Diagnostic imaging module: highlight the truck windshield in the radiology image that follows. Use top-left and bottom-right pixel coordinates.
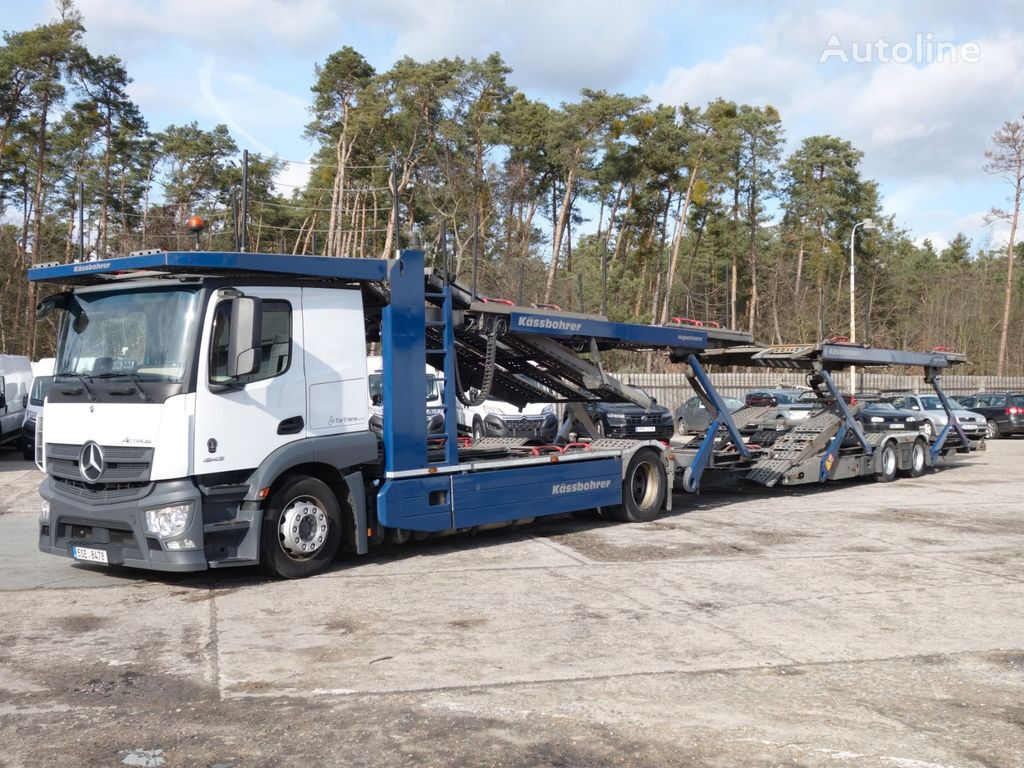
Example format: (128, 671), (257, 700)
(55, 287), (201, 384)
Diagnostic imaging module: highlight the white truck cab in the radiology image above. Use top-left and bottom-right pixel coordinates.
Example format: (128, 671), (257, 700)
(36, 277), (375, 576)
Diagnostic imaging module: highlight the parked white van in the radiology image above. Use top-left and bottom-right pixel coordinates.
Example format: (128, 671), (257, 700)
(0, 355), (33, 451)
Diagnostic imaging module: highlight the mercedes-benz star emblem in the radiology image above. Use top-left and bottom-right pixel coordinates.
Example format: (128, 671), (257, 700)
(79, 442), (104, 483)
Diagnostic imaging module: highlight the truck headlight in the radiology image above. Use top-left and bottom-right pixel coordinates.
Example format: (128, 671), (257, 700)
(144, 504), (191, 537)
(39, 498), (50, 523)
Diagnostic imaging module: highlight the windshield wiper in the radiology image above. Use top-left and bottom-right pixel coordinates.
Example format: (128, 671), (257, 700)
(56, 370), (96, 402)
(92, 371), (154, 403)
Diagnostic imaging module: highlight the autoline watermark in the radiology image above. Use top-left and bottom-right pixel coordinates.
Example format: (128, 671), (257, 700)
(820, 34), (980, 64)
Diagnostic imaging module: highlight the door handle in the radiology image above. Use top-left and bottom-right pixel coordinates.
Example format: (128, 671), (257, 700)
(277, 416), (304, 435)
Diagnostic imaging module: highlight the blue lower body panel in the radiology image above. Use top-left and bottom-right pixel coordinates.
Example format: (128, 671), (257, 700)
(377, 475), (453, 532)
(377, 458), (624, 532)
(452, 458), (622, 528)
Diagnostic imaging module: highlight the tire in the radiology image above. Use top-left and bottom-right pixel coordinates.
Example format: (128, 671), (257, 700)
(677, 418), (688, 437)
(901, 438), (927, 478)
(595, 419), (606, 439)
(921, 420), (935, 440)
(259, 475), (342, 579)
(386, 527), (411, 545)
(874, 442), (899, 483)
(472, 418), (484, 441)
(610, 448), (667, 523)
(986, 419), (1001, 440)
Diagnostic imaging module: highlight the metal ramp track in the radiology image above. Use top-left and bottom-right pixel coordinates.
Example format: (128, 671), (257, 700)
(745, 411), (843, 486)
(730, 406), (785, 431)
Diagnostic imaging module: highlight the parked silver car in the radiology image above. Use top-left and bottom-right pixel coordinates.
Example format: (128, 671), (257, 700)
(880, 392), (987, 439)
(743, 387), (817, 429)
(674, 395), (744, 435)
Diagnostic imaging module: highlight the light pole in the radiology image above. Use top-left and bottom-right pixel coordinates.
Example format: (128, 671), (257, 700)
(849, 218), (875, 393)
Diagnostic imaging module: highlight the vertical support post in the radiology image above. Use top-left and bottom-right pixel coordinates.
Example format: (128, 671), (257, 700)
(390, 156), (400, 257)
(600, 238), (608, 316)
(78, 180), (85, 260)
(381, 249), (428, 473)
(240, 150), (249, 252)
(439, 219), (447, 277)
(231, 187), (240, 252)
(441, 283), (459, 467)
(471, 210), (479, 301)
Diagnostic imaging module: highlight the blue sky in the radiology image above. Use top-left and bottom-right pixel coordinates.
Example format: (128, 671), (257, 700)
(10, 0), (1024, 251)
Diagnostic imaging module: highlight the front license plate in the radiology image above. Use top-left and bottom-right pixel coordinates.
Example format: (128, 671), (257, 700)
(72, 546), (108, 564)
(888, 424), (903, 429)
(635, 426), (657, 433)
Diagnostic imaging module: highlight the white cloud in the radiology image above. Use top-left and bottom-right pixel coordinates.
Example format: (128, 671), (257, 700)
(61, 0), (343, 57)
(645, 2), (1024, 246)
(344, 0), (667, 95)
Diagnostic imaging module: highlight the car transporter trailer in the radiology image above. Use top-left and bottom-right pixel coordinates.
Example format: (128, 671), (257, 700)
(666, 341), (983, 493)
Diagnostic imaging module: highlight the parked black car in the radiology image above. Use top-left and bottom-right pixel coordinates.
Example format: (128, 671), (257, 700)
(577, 390), (674, 440)
(855, 401), (922, 433)
(957, 392), (1024, 438)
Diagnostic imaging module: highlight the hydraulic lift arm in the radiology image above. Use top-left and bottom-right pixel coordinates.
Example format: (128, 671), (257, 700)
(924, 366), (971, 459)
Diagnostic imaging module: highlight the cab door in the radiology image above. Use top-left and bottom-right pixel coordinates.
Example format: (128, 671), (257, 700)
(193, 286), (306, 476)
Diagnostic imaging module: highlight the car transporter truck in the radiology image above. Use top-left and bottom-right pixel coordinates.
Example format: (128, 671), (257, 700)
(28, 249), (980, 578)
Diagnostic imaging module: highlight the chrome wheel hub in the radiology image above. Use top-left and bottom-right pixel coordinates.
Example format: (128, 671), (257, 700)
(279, 496), (329, 560)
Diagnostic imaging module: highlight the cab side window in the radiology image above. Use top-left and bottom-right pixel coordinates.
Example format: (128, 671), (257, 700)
(209, 300), (292, 385)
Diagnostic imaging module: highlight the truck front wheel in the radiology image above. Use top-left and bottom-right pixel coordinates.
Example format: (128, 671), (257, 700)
(259, 475), (342, 579)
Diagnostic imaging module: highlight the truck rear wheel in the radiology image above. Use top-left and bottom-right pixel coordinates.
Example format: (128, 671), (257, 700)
(901, 438), (927, 478)
(874, 442), (899, 483)
(259, 475), (342, 579)
(610, 448), (666, 523)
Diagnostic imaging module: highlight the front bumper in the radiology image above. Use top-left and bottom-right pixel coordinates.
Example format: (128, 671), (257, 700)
(605, 422), (674, 441)
(38, 475), (210, 572)
(483, 414), (558, 442)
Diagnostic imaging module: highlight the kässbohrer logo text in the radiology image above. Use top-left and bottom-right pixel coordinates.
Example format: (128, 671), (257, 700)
(551, 479), (613, 495)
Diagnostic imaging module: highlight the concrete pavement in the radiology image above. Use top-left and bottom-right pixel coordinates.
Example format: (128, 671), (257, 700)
(0, 442), (1021, 767)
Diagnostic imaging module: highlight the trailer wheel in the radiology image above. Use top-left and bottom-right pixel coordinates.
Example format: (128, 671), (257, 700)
(259, 475), (342, 579)
(610, 448), (667, 523)
(874, 442), (899, 483)
(901, 438), (928, 478)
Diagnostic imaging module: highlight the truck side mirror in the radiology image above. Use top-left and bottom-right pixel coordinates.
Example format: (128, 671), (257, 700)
(226, 296), (263, 379)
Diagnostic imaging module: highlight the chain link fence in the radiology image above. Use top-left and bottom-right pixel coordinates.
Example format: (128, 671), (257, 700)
(615, 371), (1024, 408)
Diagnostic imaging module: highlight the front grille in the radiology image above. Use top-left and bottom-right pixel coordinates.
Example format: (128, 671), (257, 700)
(506, 416), (548, 431)
(53, 476), (152, 503)
(45, 442), (153, 485)
(623, 414), (666, 426)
